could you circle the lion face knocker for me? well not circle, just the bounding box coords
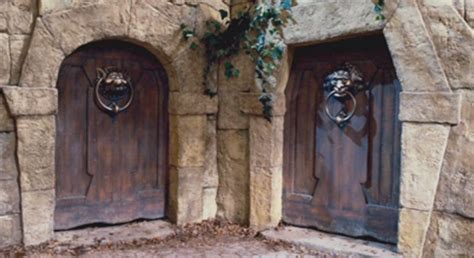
[323,63,367,127]
[95,67,134,117]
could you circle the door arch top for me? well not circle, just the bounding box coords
[17,1,212,92]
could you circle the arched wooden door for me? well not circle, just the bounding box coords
[283,35,401,243]
[55,40,169,230]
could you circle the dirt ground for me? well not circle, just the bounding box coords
[0,221,339,258]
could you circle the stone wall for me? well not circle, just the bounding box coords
[0,0,37,249]
[0,0,472,257]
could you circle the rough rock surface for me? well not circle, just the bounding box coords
[400,123,450,211]
[16,116,55,192]
[0,34,10,84]
[216,130,249,224]
[0,133,18,181]
[420,1,474,90]
[0,94,14,132]
[423,212,474,257]
[434,90,474,218]
[398,208,431,257]
[0,215,21,249]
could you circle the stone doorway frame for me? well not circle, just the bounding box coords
[242,1,461,257]
[1,3,218,247]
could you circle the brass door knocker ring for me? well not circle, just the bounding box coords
[323,63,367,127]
[95,67,134,116]
[325,90,357,126]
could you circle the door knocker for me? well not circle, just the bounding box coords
[95,67,134,116]
[323,63,367,127]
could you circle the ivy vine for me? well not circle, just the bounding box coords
[373,0,386,20]
[182,0,295,121]
[181,0,386,121]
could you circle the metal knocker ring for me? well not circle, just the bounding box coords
[95,67,134,116]
[324,90,357,127]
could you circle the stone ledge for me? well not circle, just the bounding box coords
[239,92,286,117]
[1,86,58,117]
[399,92,461,124]
[169,93,218,115]
[283,0,387,46]
[262,226,400,257]
[53,220,175,248]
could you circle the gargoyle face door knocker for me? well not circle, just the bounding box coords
[95,67,134,117]
[323,63,368,127]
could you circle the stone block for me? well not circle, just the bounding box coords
[0,180,20,215]
[204,116,218,188]
[2,87,58,116]
[420,2,474,90]
[0,214,22,249]
[22,189,55,246]
[216,130,249,224]
[0,133,18,181]
[169,166,203,225]
[399,92,461,124]
[384,4,451,92]
[202,187,218,220]
[172,47,207,93]
[0,33,10,84]
[39,0,108,15]
[400,123,450,211]
[467,0,474,27]
[423,212,474,257]
[169,115,207,167]
[434,90,474,218]
[169,93,218,115]
[240,92,286,116]
[129,1,195,60]
[0,2,6,32]
[398,208,430,258]
[249,166,282,229]
[9,34,30,85]
[0,94,14,132]
[284,0,386,46]
[218,91,249,129]
[6,0,36,34]
[20,19,65,88]
[16,116,55,192]
[249,116,284,168]
[42,3,130,55]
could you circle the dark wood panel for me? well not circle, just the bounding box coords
[283,35,401,244]
[55,40,169,230]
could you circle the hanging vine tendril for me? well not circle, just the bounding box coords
[181,0,295,121]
